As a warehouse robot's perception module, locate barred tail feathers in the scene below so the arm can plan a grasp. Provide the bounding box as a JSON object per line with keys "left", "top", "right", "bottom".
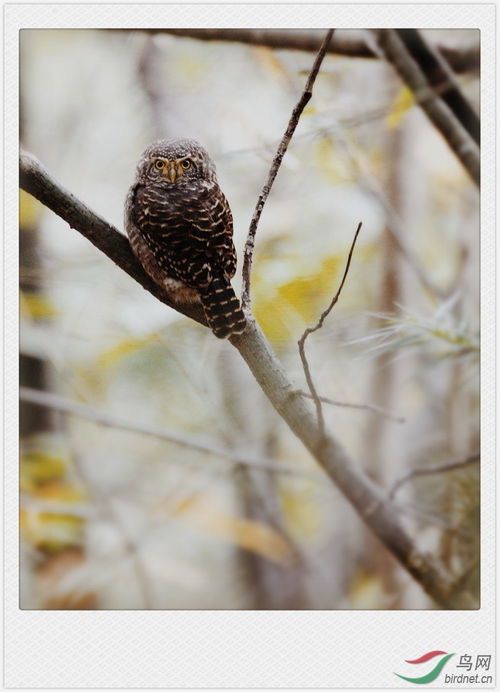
{"left": 199, "top": 277, "right": 246, "bottom": 339}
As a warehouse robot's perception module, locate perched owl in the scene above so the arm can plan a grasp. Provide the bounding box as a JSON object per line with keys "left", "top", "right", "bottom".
{"left": 125, "top": 139, "right": 246, "bottom": 339}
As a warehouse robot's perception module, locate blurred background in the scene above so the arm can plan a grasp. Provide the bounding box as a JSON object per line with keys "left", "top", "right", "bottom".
{"left": 19, "top": 29, "right": 479, "bottom": 609}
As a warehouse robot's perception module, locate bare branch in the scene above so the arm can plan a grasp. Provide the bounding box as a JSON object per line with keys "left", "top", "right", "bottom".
{"left": 135, "top": 29, "right": 479, "bottom": 74}
{"left": 241, "top": 29, "right": 334, "bottom": 309}
{"left": 375, "top": 30, "right": 480, "bottom": 187}
{"left": 19, "top": 386, "right": 319, "bottom": 481}
{"left": 395, "top": 29, "right": 479, "bottom": 145}
{"left": 20, "top": 152, "right": 471, "bottom": 608}
{"left": 296, "top": 390, "right": 405, "bottom": 423}
{"left": 389, "top": 454, "right": 480, "bottom": 499}
{"left": 297, "top": 222, "right": 362, "bottom": 438}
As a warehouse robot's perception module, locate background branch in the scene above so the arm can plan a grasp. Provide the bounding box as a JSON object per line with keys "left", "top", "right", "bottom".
{"left": 375, "top": 29, "right": 480, "bottom": 187}
{"left": 296, "top": 390, "right": 405, "bottom": 424}
{"left": 135, "top": 29, "right": 479, "bottom": 74}
{"left": 19, "top": 386, "right": 319, "bottom": 480}
{"left": 389, "top": 454, "right": 480, "bottom": 499}
{"left": 395, "top": 29, "right": 480, "bottom": 144}
{"left": 241, "top": 29, "right": 334, "bottom": 309}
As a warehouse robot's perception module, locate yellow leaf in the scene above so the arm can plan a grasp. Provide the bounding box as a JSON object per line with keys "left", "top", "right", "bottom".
{"left": 313, "top": 137, "right": 348, "bottom": 182}
{"left": 19, "top": 190, "right": 42, "bottom": 229}
{"left": 20, "top": 292, "right": 57, "bottom": 319}
{"left": 97, "top": 334, "right": 158, "bottom": 369}
{"left": 20, "top": 451, "right": 68, "bottom": 490}
{"left": 168, "top": 494, "right": 295, "bottom": 565}
{"left": 349, "top": 569, "right": 385, "bottom": 608}
{"left": 281, "top": 487, "right": 320, "bottom": 537}
{"left": 386, "top": 86, "right": 414, "bottom": 129}
{"left": 33, "top": 481, "right": 87, "bottom": 503}
{"left": 254, "top": 47, "right": 288, "bottom": 80}
{"left": 303, "top": 104, "right": 317, "bottom": 116}
{"left": 253, "top": 294, "right": 295, "bottom": 344}
{"left": 20, "top": 509, "right": 84, "bottom": 553}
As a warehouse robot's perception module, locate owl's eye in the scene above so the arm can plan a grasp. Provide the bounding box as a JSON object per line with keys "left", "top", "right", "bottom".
{"left": 154, "top": 160, "right": 164, "bottom": 170}
{"left": 181, "top": 159, "right": 191, "bottom": 170}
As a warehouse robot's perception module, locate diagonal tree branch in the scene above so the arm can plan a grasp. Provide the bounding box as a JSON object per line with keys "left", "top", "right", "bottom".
{"left": 241, "top": 29, "right": 334, "bottom": 309}
{"left": 395, "top": 29, "right": 480, "bottom": 145}
{"left": 137, "top": 29, "right": 479, "bottom": 74}
{"left": 19, "top": 151, "right": 470, "bottom": 607}
{"left": 375, "top": 29, "right": 480, "bottom": 187}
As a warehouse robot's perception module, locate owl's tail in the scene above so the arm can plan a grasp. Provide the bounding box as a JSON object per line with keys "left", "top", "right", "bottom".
{"left": 199, "top": 277, "right": 247, "bottom": 339}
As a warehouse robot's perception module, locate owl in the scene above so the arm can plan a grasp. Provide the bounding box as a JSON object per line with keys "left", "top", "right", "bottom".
{"left": 124, "top": 139, "right": 246, "bottom": 339}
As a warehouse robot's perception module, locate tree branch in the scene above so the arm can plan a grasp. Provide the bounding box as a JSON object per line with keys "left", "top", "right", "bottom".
{"left": 20, "top": 386, "right": 318, "bottom": 481}
{"left": 389, "top": 453, "right": 480, "bottom": 500}
{"left": 135, "top": 29, "right": 479, "bottom": 74}
{"left": 296, "top": 390, "right": 405, "bottom": 424}
{"left": 395, "top": 29, "right": 480, "bottom": 145}
{"left": 241, "top": 29, "right": 334, "bottom": 309}
{"left": 19, "top": 152, "right": 470, "bottom": 608}
{"left": 297, "top": 222, "right": 362, "bottom": 438}
{"left": 375, "top": 30, "right": 480, "bottom": 187}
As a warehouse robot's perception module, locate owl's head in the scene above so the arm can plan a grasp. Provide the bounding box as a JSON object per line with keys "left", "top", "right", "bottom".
{"left": 135, "top": 138, "right": 217, "bottom": 186}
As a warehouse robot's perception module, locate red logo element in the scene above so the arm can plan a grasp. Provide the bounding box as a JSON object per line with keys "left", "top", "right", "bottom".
{"left": 405, "top": 651, "right": 448, "bottom": 665}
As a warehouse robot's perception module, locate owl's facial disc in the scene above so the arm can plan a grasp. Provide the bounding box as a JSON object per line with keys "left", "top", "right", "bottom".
{"left": 154, "top": 157, "right": 192, "bottom": 183}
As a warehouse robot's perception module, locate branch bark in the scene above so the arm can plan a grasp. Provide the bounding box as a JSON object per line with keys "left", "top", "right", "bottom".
{"left": 375, "top": 29, "right": 480, "bottom": 187}
{"left": 19, "top": 152, "right": 471, "bottom": 609}
{"left": 135, "top": 29, "right": 479, "bottom": 74}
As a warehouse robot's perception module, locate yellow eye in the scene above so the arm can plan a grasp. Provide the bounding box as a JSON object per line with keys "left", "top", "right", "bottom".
{"left": 181, "top": 159, "right": 191, "bottom": 170}
{"left": 155, "top": 159, "right": 164, "bottom": 170}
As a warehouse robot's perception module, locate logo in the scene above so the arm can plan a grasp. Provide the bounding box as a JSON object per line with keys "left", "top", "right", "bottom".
{"left": 395, "top": 651, "right": 455, "bottom": 685}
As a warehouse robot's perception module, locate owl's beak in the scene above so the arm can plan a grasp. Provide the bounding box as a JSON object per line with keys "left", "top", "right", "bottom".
{"left": 163, "top": 160, "right": 183, "bottom": 183}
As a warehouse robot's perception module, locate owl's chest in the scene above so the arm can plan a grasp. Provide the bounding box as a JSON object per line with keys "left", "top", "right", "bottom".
{"left": 135, "top": 185, "right": 210, "bottom": 241}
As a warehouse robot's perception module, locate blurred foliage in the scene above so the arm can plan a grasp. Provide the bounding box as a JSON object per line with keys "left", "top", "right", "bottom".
{"left": 21, "top": 291, "right": 58, "bottom": 320}
{"left": 166, "top": 491, "right": 295, "bottom": 565}
{"left": 386, "top": 86, "right": 414, "bottom": 130}
{"left": 20, "top": 189, "right": 43, "bottom": 229}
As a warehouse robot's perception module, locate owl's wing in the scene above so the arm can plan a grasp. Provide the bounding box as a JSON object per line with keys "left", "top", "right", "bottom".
{"left": 129, "top": 183, "right": 236, "bottom": 290}
{"left": 202, "top": 188, "right": 237, "bottom": 280}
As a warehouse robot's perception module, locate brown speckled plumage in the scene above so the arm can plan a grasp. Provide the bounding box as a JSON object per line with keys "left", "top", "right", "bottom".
{"left": 125, "top": 139, "right": 246, "bottom": 338}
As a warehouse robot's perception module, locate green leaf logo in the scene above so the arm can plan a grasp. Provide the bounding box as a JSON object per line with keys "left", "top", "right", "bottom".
{"left": 395, "top": 651, "right": 454, "bottom": 684}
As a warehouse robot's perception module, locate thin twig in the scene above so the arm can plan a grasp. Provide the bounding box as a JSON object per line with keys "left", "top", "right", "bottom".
{"left": 241, "top": 28, "right": 334, "bottom": 309}
{"left": 19, "top": 386, "right": 320, "bottom": 482}
{"left": 297, "top": 222, "right": 363, "bottom": 439}
{"left": 296, "top": 389, "right": 405, "bottom": 423}
{"left": 389, "top": 453, "right": 480, "bottom": 499}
